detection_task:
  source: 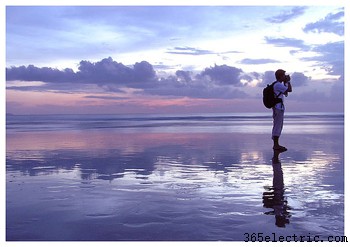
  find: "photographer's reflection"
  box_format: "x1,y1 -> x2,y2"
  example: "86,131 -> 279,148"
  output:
263,150 -> 291,227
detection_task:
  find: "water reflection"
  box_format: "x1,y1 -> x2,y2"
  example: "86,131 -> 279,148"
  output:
6,131 -> 344,240
263,150 -> 291,227
6,132 -> 259,180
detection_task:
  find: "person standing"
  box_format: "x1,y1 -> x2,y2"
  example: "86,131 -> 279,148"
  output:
272,69 -> 292,151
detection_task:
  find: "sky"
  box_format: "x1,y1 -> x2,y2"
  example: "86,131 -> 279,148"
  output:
4,2 -> 346,114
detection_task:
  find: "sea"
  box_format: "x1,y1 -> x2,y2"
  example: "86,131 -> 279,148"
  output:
6,112 -> 345,241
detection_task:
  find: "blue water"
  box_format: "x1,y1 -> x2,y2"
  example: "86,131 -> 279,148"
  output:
6,112 -> 344,133
6,113 -> 345,241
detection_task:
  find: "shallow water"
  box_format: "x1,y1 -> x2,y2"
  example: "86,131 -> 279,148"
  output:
6,113 -> 344,241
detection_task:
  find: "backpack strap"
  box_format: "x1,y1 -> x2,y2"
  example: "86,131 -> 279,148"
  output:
272,81 -> 284,109
276,92 -> 282,98
272,81 -> 282,98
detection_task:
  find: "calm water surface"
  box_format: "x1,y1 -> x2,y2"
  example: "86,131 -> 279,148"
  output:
6,113 -> 344,241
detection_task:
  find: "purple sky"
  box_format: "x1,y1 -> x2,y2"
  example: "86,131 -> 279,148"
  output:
6,5 -> 344,114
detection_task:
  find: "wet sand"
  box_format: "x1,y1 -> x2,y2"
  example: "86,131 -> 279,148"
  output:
6,125 -> 344,240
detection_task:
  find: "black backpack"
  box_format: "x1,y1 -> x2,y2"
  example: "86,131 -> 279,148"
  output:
263,81 -> 282,109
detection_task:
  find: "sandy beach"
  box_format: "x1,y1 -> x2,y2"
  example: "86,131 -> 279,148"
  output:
6,113 -> 344,241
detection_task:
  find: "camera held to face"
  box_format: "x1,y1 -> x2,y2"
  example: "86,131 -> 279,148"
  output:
284,74 -> 290,83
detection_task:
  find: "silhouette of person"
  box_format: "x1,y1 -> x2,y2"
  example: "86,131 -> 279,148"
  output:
263,149 -> 291,227
272,69 -> 292,151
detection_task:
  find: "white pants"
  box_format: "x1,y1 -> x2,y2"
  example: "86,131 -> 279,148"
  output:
272,107 -> 284,137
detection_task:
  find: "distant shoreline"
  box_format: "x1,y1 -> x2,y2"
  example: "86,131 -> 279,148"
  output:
4,111 -> 344,117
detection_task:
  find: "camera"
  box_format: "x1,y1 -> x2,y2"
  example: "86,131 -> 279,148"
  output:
284,74 -> 291,83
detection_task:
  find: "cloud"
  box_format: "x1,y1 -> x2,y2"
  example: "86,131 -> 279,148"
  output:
76,58 -> 156,86
6,57 -> 156,88
199,64 -> 243,86
258,70 -> 309,87
313,42 -> 344,77
166,47 -> 241,56
289,72 -> 310,87
7,56 -> 317,102
6,57 -> 250,100
239,72 -> 260,83
240,58 -> 280,65
166,47 -> 216,56
141,65 -> 248,99
303,9 -> 344,36
329,77 -> 344,103
265,7 -> 307,23
292,77 -> 343,107
265,37 -> 308,50
143,76 -> 248,99
302,41 -> 344,77
6,65 -> 76,83
175,70 -> 192,83
260,71 -> 276,86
